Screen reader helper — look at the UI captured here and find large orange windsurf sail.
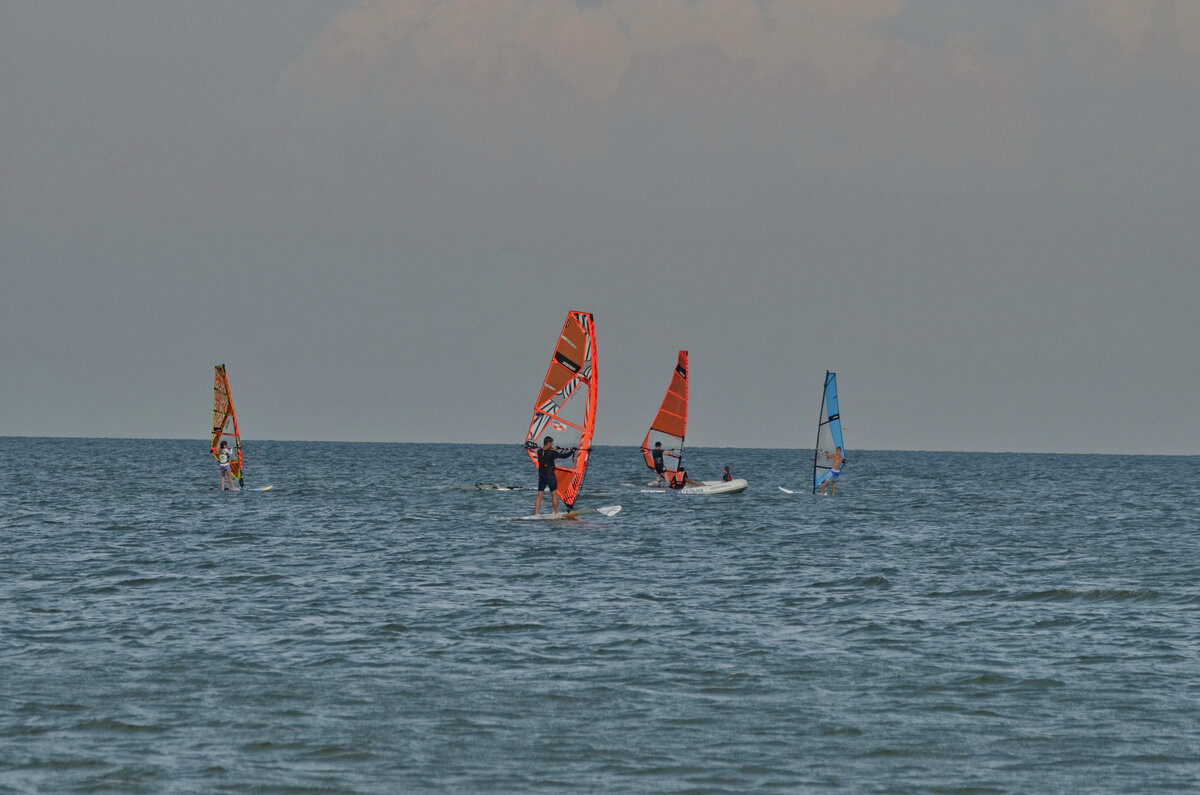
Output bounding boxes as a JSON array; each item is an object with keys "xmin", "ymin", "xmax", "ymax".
[
  {"xmin": 641, "ymin": 350, "xmax": 689, "ymax": 477},
  {"xmin": 524, "ymin": 311, "xmax": 597, "ymax": 509},
  {"xmin": 211, "ymin": 364, "xmax": 244, "ymax": 488}
]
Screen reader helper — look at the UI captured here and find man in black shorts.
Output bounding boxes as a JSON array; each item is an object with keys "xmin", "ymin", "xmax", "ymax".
[
  {"xmin": 534, "ymin": 436, "xmax": 577, "ymax": 515},
  {"xmin": 650, "ymin": 441, "xmax": 676, "ymax": 486}
]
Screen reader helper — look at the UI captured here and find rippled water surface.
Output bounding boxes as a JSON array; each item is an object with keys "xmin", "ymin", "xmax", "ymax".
[{"xmin": 2, "ymin": 438, "xmax": 1199, "ymax": 792}]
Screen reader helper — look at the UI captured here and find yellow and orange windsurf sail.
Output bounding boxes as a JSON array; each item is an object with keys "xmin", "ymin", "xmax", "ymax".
[
  {"xmin": 641, "ymin": 350, "xmax": 688, "ymax": 477},
  {"xmin": 211, "ymin": 364, "xmax": 244, "ymax": 487},
  {"xmin": 524, "ymin": 311, "xmax": 597, "ymax": 509}
]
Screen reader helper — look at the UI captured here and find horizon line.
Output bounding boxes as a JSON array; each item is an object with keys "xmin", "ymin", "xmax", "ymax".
[{"xmin": 0, "ymin": 434, "xmax": 1192, "ymax": 457}]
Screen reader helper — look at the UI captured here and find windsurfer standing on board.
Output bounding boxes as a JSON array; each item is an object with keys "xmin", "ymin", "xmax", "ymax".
[
  {"xmin": 217, "ymin": 440, "xmax": 238, "ymax": 491},
  {"xmin": 817, "ymin": 446, "xmax": 844, "ymax": 496},
  {"xmin": 650, "ymin": 441, "xmax": 677, "ymax": 486},
  {"xmin": 534, "ymin": 436, "xmax": 577, "ymax": 515}
]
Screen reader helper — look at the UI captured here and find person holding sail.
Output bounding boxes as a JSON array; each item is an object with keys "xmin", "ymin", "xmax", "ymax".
[
  {"xmin": 650, "ymin": 441, "xmax": 678, "ymax": 486},
  {"xmin": 534, "ymin": 436, "xmax": 577, "ymax": 515},
  {"xmin": 817, "ymin": 446, "xmax": 844, "ymax": 495},
  {"xmin": 216, "ymin": 440, "xmax": 239, "ymax": 491}
]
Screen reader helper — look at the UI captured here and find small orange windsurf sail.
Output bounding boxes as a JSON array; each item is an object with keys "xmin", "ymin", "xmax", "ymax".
[
  {"xmin": 211, "ymin": 364, "xmax": 244, "ymax": 488},
  {"xmin": 641, "ymin": 350, "xmax": 689, "ymax": 478},
  {"xmin": 524, "ymin": 311, "xmax": 597, "ymax": 509}
]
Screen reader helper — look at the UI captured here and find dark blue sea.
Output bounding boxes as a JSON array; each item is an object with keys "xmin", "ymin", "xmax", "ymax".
[{"xmin": 2, "ymin": 438, "xmax": 1198, "ymax": 792}]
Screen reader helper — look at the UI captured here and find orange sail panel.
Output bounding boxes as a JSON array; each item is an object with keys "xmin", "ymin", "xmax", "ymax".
[
  {"xmin": 641, "ymin": 350, "xmax": 689, "ymax": 476},
  {"xmin": 211, "ymin": 364, "xmax": 244, "ymax": 487},
  {"xmin": 525, "ymin": 311, "xmax": 597, "ymax": 509}
]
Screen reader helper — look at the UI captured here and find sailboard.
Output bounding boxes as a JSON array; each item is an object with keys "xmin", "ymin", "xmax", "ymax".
[
  {"xmin": 515, "ymin": 505, "xmax": 622, "ymax": 521},
  {"xmin": 524, "ymin": 311, "xmax": 598, "ymax": 511},
  {"xmin": 813, "ymin": 371, "xmax": 845, "ymax": 493},
  {"xmin": 641, "ymin": 350, "xmax": 688, "ymax": 485},
  {"xmin": 211, "ymin": 364, "xmax": 245, "ymax": 489}
]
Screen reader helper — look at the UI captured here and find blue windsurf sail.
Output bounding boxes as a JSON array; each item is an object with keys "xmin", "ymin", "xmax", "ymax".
[{"xmin": 813, "ymin": 371, "xmax": 844, "ymax": 492}]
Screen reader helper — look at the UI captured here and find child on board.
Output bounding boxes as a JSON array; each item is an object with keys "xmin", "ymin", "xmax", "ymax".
[
  {"xmin": 217, "ymin": 441, "xmax": 238, "ymax": 491},
  {"xmin": 721, "ymin": 466, "xmax": 733, "ymax": 482},
  {"xmin": 670, "ymin": 468, "xmax": 700, "ymax": 490}
]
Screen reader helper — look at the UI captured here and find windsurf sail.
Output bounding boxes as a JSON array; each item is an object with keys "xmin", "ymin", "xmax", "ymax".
[
  {"xmin": 641, "ymin": 350, "xmax": 688, "ymax": 480},
  {"xmin": 813, "ymin": 371, "xmax": 844, "ymax": 492},
  {"xmin": 211, "ymin": 364, "xmax": 244, "ymax": 488},
  {"xmin": 524, "ymin": 311, "xmax": 597, "ymax": 509}
]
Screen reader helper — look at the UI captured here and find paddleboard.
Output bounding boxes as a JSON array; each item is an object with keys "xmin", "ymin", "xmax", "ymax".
[
  {"xmin": 247, "ymin": 485, "xmax": 274, "ymax": 492},
  {"xmin": 475, "ymin": 483, "xmax": 524, "ymax": 491}
]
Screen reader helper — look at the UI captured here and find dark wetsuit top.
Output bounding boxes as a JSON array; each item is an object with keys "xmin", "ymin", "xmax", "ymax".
[
  {"xmin": 722, "ymin": 472, "xmax": 732, "ymax": 482},
  {"xmin": 651, "ymin": 448, "xmax": 666, "ymax": 474},
  {"xmin": 537, "ymin": 447, "xmax": 574, "ymax": 491}
]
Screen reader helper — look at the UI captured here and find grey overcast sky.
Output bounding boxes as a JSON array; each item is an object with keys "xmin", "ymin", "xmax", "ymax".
[{"xmin": 2, "ymin": 0, "xmax": 1197, "ymax": 452}]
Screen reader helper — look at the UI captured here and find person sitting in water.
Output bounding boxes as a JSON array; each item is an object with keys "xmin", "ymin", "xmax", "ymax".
[
  {"xmin": 817, "ymin": 446, "xmax": 844, "ymax": 495},
  {"xmin": 721, "ymin": 466, "xmax": 733, "ymax": 482},
  {"xmin": 670, "ymin": 468, "xmax": 700, "ymax": 490}
]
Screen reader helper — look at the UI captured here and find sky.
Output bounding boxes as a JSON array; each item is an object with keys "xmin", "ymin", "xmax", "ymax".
[{"xmin": 2, "ymin": 0, "xmax": 1197, "ymax": 453}]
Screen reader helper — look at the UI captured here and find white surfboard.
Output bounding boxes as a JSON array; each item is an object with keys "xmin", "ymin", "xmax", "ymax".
[
  {"xmin": 779, "ymin": 486, "xmax": 831, "ymax": 496},
  {"xmin": 515, "ymin": 504, "xmax": 622, "ymax": 521}
]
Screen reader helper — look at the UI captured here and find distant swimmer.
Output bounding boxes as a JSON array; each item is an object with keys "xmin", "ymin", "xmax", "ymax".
[
  {"xmin": 650, "ymin": 441, "xmax": 677, "ymax": 486},
  {"xmin": 816, "ymin": 446, "xmax": 844, "ymax": 495},
  {"xmin": 670, "ymin": 468, "xmax": 700, "ymax": 490},
  {"xmin": 534, "ymin": 436, "xmax": 577, "ymax": 515},
  {"xmin": 721, "ymin": 466, "xmax": 733, "ymax": 482},
  {"xmin": 216, "ymin": 440, "xmax": 239, "ymax": 491}
]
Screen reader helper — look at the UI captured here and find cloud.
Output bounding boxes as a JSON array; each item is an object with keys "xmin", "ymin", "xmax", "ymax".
[
  {"xmin": 287, "ymin": 0, "xmax": 898, "ymax": 102},
  {"xmin": 1049, "ymin": 0, "xmax": 1200, "ymax": 82},
  {"xmin": 284, "ymin": 0, "xmax": 1034, "ymax": 170}
]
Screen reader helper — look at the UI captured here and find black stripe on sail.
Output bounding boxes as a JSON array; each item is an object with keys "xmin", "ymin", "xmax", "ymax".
[
  {"xmin": 555, "ymin": 352, "xmax": 580, "ymax": 373},
  {"xmin": 828, "ymin": 413, "xmax": 839, "ymax": 422},
  {"xmin": 675, "ymin": 364, "xmax": 687, "ymax": 378}
]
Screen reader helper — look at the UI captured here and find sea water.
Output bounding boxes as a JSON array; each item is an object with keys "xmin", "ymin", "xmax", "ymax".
[{"xmin": 2, "ymin": 438, "xmax": 1198, "ymax": 792}]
